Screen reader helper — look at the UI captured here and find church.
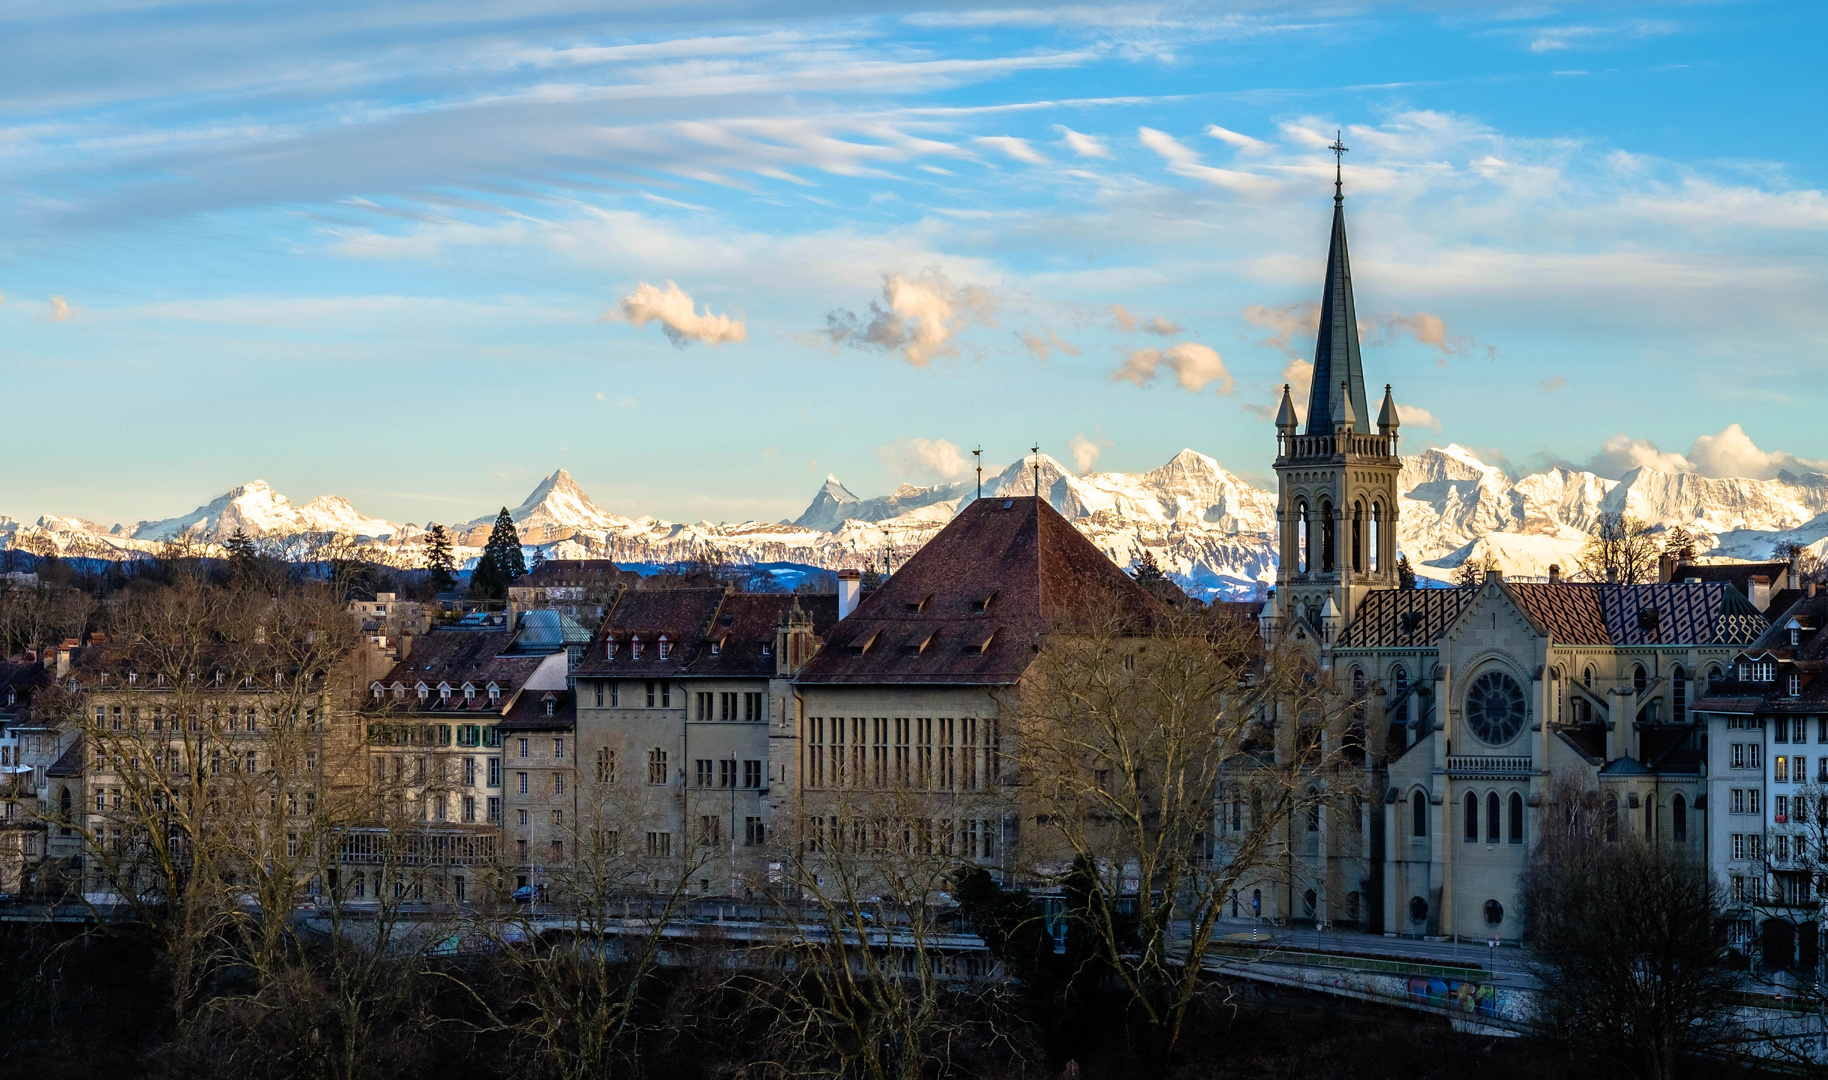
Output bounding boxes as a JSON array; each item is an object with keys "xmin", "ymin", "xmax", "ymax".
[{"xmin": 1255, "ymin": 150, "xmax": 1770, "ymax": 941}]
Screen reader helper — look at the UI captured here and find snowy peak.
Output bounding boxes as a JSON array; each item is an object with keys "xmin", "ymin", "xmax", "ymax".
[
  {"xmin": 792, "ymin": 475, "xmax": 862, "ymax": 531},
  {"xmin": 461, "ymin": 469, "xmax": 629, "ymax": 546}
]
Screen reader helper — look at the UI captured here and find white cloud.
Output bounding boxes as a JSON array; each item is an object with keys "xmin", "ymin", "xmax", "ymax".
[
  {"xmin": 1586, "ymin": 434, "xmax": 1695, "ymax": 477},
  {"xmin": 1688, "ymin": 424, "xmax": 1828, "ymax": 480},
  {"xmin": 1020, "ymin": 328, "xmax": 1079, "ymax": 359},
  {"xmin": 1110, "ymin": 341, "xmax": 1233, "ymax": 393},
  {"xmin": 1205, "ymin": 124, "xmax": 1270, "ymax": 154},
  {"xmin": 878, "ymin": 437, "xmax": 969, "ymax": 480},
  {"xmin": 47, "ymin": 296, "xmax": 71, "ymax": 321},
  {"xmin": 1109, "ymin": 304, "xmax": 1181, "ymax": 335},
  {"xmin": 1137, "ymin": 127, "xmax": 1279, "ymax": 195},
  {"xmin": 1054, "ymin": 125, "xmax": 1111, "ymax": 159},
  {"xmin": 605, "ymin": 280, "xmax": 745, "ymax": 347},
  {"xmin": 974, "ymin": 135, "xmax": 1048, "ymax": 165},
  {"xmin": 825, "ymin": 269, "xmax": 997, "ymax": 367},
  {"xmin": 1067, "ymin": 431, "xmax": 1110, "ymax": 474},
  {"xmin": 1395, "ymin": 403, "xmax": 1443, "ymax": 432}
]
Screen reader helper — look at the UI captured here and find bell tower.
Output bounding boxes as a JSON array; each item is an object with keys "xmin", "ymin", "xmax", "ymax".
[{"xmin": 1270, "ymin": 134, "xmax": 1404, "ymax": 642}]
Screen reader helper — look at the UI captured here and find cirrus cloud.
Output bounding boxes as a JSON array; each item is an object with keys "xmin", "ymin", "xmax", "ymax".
[{"xmin": 604, "ymin": 280, "xmax": 745, "ymax": 347}]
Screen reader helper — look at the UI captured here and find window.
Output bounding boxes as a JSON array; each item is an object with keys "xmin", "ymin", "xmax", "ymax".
[
  {"xmin": 553, "ymin": 774, "xmax": 564, "ymax": 796},
  {"xmin": 1486, "ymin": 792, "xmax": 1501, "ymax": 844},
  {"xmin": 1633, "ymin": 665, "xmax": 1648, "ymax": 695},
  {"xmin": 1672, "ymin": 794, "xmax": 1687, "ymax": 842},
  {"xmin": 744, "ymin": 759, "xmax": 762, "ymax": 788},
  {"xmin": 246, "ymin": 750, "xmax": 258, "ymax": 774},
  {"xmin": 1777, "ymin": 794, "xmax": 1790, "ymax": 822},
  {"xmin": 462, "ymin": 796, "xmax": 476, "ymax": 822},
  {"xmin": 1672, "ymin": 667, "xmax": 1687, "ymax": 723},
  {"xmin": 487, "ymin": 797, "xmax": 500, "ymax": 822},
  {"xmin": 551, "ymin": 839, "xmax": 564, "ymax": 862},
  {"xmin": 1778, "ymin": 719, "xmax": 1790, "ymax": 744},
  {"xmin": 696, "ymin": 692, "xmax": 713, "ymax": 720},
  {"xmin": 519, "ymin": 738, "xmax": 529, "ymax": 759},
  {"xmin": 1777, "ymin": 756, "xmax": 1790, "ymax": 783},
  {"xmin": 1732, "ymin": 788, "xmax": 1746, "ymax": 814},
  {"xmin": 518, "ymin": 772, "xmax": 528, "ymax": 795},
  {"xmin": 1509, "ymin": 792, "xmax": 1524, "ymax": 844},
  {"xmin": 519, "ymin": 809, "xmax": 529, "ymax": 826},
  {"xmin": 698, "ymin": 815, "xmax": 721, "ymax": 845},
  {"xmin": 551, "ymin": 809, "xmax": 563, "ymax": 828},
  {"xmin": 595, "ymin": 683, "xmax": 604, "ymax": 708},
  {"xmin": 1751, "ymin": 789, "xmax": 1762, "ymax": 815},
  {"xmin": 720, "ymin": 759, "xmax": 736, "ymax": 788},
  {"xmin": 646, "ymin": 831, "xmax": 672, "ymax": 857},
  {"xmin": 745, "ymin": 692, "xmax": 764, "ymax": 722},
  {"xmin": 596, "ymin": 748, "xmax": 616, "ymax": 784},
  {"xmin": 745, "ymin": 817, "xmax": 766, "ymax": 845},
  {"xmin": 488, "ymin": 758, "xmax": 501, "ymax": 787},
  {"xmin": 646, "ymin": 682, "xmax": 656, "ymax": 708},
  {"xmin": 1743, "ymin": 660, "xmax": 1775, "ymax": 683},
  {"xmin": 1412, "ymin": 791, "xmax": 1427, "ymax": 837},
  {"xmin": 648, "ymin": 748, "xmax": 668, "ymax": 785},
  {"xmin": 1791, "ymin": 673, "xmax": 1803, "ymax": 697},
  {"xmin": 1464, "ymin": 792, "xmax": 1479, "ymax": 842},
  {"xmin": 662, "ymin": 684, "xmax": 671, "ymax": 707},
  {"xmin": 1733, "ymin": 744, "xmax": 1747, "ymax": 769},
  {"xmin": 1605, "ymin": 795, "xmax": 1619, "ymax": 842},
  {"xmin": 696, "ymin": 759, "xmax": 714, "ymax": 787}
]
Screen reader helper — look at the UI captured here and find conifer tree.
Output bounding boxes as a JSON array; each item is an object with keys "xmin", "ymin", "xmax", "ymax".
[
  {"xmin": 224, "ymin": 528, "xmax": 257, "ymax": 570},
  {"xmin": 469, "ymin": 509, "xmax": 525, "ymax": 599},
  {"xmin": 1664, "ymin": 525, "xmax": 1697, "ymax": 561},
  {"xmin": 1129, "ymin": 548, "xmax": 1165, "ymax": 583},
  {"xmin": 1395, "ymin": 553, "xmax": 1417, "ymax": 590},
  {"xmin": 423, "ymin": 524, "xmax": 457, "ymax": 595}
]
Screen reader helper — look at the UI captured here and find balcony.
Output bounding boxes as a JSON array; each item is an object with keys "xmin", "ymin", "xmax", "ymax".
[
  {"xmin": 1278, "ymin": 431, "xmax": 1399, "ymax": 462},
  {"xmin": 1446, "ymin": 755, "xmax": 1534, "ymax": 777}
]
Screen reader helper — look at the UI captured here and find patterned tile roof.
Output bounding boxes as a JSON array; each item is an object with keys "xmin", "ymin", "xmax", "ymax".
[{"xmin": 1337, "ymin": 588, "xmax": 1475, "ymax": 648}]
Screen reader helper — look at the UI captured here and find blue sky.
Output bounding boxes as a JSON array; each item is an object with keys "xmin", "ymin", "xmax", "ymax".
[{"xmin": 3, "ymin": 0, "xmax": 1825, "ymax": 527}]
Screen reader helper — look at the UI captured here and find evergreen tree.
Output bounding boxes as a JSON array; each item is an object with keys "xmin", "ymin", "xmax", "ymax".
[
  {"xmin": 1395, "ymin": 553, "xmax": 1417, "ymax": 590},
  {"xmin": 1129, "ymin": 548, "xmax": 1165, "ymax": 583},
  {"xmin": 1664, "ymin": 525, "xmax": 1697, "ymax": 561},
  {"xmin": 470, "ymin": 508, "xmax": 526, "ymax": 599},
  {"xmin": 224, "ymin": 528, "xmax": 257, "ymax": 574},
  {"xmin": 423, "ymin": 524, "xmax": 457, "ymax": 595}
]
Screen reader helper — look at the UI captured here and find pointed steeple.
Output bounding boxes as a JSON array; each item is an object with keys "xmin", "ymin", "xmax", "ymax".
[
  {"xmin": 1304, "ymin": 133, "xmax": 1370, "ymax": 435},
  {"xmin": 1376, "ymin": 383, "xmax": 1400, "ymax": 434},
  {"xmin": 1274, "ymin": 383, "xmax": 1300, "ymax": 431}
]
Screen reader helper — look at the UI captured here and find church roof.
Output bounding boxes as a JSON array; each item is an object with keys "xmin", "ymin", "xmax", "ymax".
[
  {"xmin": 1304, "ymin": 194, "xmax": 1370, "ymax": 435},
  {"xmin": 1339, "ymin": 580, "xmax": 1767, "ymax": 649}
]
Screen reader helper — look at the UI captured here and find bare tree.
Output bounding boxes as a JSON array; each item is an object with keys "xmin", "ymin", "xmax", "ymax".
[
  {"xmin": 1578, "ymin": 512, "xmax": 1661, "ymax": 584},
  {"xmin": 1524, "ymin": 773, "xmax": 1740, "ymax": 1080},
  {"xmin": 753, "ymin": 783, "xmax": 1011, "ymax": 1080},
  {"xmin": 1010, "ymin": 609, "xmax": 1358, "ymax": 1080}
]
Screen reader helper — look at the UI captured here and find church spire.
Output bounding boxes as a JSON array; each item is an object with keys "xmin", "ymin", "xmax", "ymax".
[{"xmin": 1304, "ymin": 132, "xmax": 1370, "ymax": 435}]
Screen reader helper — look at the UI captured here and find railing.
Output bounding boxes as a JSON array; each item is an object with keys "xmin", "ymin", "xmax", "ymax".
[
  {"xmin": 1446, "ymin": 755, "xmax": 1534, "ymax": 775},
  {"xmin": 1279, "ymin": 431, "xmax": 1399, "ymax": 461}
]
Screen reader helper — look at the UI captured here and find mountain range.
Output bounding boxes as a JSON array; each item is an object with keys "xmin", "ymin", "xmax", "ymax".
[{"xmin": 7, "ymin": 447, "xmax": 1828, "ymax": 599}]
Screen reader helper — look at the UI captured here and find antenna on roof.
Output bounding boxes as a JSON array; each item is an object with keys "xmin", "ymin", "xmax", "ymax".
[
  {"xmin": 973, "ymin": 446, "xmax": 982, "ymax": 502},
  {"xmin": 1031, "ymin": 444, "xmax": 1041, "ymax": 502}
]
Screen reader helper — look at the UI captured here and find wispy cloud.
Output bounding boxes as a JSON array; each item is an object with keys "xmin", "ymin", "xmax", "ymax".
[
  {"xmin": 1020, "ymin": 327, "xmax": 1080, "ymax": 359},
  {"xmin": 1137, "ymin": 127, "xmax": 1280, "ymax": 195},
  {"xmin": 824, "ymin": 269, "xmax": 997, "ymax": 367},
  {"xmin": 1054, "ymin": 125, "xmax": 1111, "ymax": 159}
]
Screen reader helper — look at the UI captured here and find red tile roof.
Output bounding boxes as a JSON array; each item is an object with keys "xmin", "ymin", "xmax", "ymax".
[{"xmin": 797, "ymin": 495, "xmax": 1165, "ymax": 686}]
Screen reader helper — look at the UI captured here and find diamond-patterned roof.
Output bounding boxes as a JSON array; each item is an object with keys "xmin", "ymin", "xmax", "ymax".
[
  {"xmin": 1341, "ymin": 580, "xmax": 1767, "ymax": 649},
  {"xmin": 1338, "ymin": 588, "xmax": 1475, "ymax": 648}
]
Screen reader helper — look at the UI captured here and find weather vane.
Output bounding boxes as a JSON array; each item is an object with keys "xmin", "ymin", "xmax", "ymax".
[{"xmin": 973, "ymin": 445, "xmax": 982, "ymax": 501}]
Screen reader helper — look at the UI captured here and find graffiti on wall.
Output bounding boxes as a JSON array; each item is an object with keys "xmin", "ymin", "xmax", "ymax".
[{"xmin": 1406, "ymin": 976, "xmax": 1497, "ymax": 1018}]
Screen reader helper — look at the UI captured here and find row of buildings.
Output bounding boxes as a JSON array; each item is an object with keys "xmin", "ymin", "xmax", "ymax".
[{"xmin": 3, "ymin": 175, "xmax": 1824, "ymax": 967}]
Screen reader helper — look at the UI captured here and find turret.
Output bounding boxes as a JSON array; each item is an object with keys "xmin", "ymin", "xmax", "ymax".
[
  {"xmin": 1275, "ymin": 384, "xmax": 1300, "ymax": 456},
  {"xmin": 1331, "ymin": 379, "xmax": 1356, "ymax": 433},
  {"xmin": 1377, "ymin": 383, "xmax": 1400, "ymax": 438}
]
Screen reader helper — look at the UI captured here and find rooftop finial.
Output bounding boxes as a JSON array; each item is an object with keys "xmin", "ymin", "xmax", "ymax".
[{"xmin": 1329, "ymin": 130, "xmax": 1348, "ymax": 205}]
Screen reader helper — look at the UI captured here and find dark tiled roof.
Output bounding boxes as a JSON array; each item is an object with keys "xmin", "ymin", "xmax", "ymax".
[
  {"xmin": 498, "ymin": 689, "xmax": 576, "ymax": 732},
  {"xmin": 575, "ymin": 589, "xmax": 843, "ymax": 680},
  {"xmin": 797, "ymin": 496, "xmax": 1165, "ymax": 686},
  {"xmin": 520, "ymin": 560, "xmax": 641, "ymax": 585},
  {"xmin": 371, "ymin": 630, "xmax": 547, "ymax": 711},
  {"xmin": 1338, "ymin": 588, "xmax": 1475, "ymax": 648},
  {"xmin": 46, "ymin": 739, "xmax": 84, "ymax": 778}
]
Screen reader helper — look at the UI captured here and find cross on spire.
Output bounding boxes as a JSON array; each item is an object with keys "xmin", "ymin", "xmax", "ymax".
[{"xmin": 1329, "ymin": 130, "xmax": 1348, "ymax": 205}]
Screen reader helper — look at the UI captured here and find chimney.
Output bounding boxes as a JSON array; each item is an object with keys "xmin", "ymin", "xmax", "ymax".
[
  {"xmin": 1750, "ymin": 575, "xmax": 1772, "ymax": 612},
  {"xmin": 837, "ymin": 569, "xmax": 862, "ymax": 621},
  {"xmin": 56, "ymin": 646, "xmax": 71, "ymax": 679},
  {"xmin": 1485, "ymin": 565, "xmax": 1504, "ymax": 583},
  {"xmin": 1810, "ymin": 582, "xmax": 1818, "ymax": 599},
  {"xmin": 1657, "ymin": 554, "xmax": 1674, "ymax": 584},
  {"xmin": 1790, "ymin": 546, "xmax": 1804, "ymax": 591},
  {"xmin": 1547, "ymin": 564, "xmax": 1562, "ymax": 585}
]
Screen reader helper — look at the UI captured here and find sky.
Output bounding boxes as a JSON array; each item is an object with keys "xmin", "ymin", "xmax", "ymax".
[{"xmin": 2, "ymin": 0, "xmax": 1825, "ymax": 529}]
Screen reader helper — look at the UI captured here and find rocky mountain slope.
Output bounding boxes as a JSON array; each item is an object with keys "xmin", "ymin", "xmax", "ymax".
[{"xmin": 7, "ymin": 449, "xmax": 1828, "ymax": 599}]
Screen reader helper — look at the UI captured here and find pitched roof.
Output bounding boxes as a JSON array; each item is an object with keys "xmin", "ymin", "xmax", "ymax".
[
  {"xmin": 1338, "ymin": 588, "xmax": 1476, "ymax": 648},
  {"xmin": 46, "ymin": 738, "xmax": 84, "ymax": 778},
  {"xmin": 498, "ymin": 689, "xmax": 577, "ymax": 732},
  {"xmin": 370, "ymin": 629, "xmax": 547, "ymax": 712},
  {"xmin": 1340, "ymin": 581, "xmax": 1767, "ymax": 649},
  {"xmin": 797, "ymin": 495, "xmax": 1165, "ymax": 686}
]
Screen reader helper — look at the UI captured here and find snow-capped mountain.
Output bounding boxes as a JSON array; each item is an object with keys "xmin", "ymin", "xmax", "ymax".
[{"xmin": 8, "ymin": 446, "xmax": 1828, "ymax": 599}]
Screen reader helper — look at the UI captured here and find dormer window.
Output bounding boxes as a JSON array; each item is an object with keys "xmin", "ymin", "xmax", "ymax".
[
  {"xmin": 1791, "ymin": 622, "xmax": 1803, "ymax": 647},
  {"xmin": 462, "ymin": 682, "xmax": 476, "ymax": 702},
  {"xmin": 438, "ymin": 682, "xmax": 452, "ymax": 702},
  {"xmin": 416, "ymin": 683, "xmax": 429, "ymax": 703},
  {"xmin": 392, "ymin": 682, "xmax": 405, "ymax": 701},
  {"xmin": 710, "ymin": 640, "xmax": 721, "ymax": 656},
  {"xmin": 906, "ymin": 595, "xmax": 932, "ymax": 614},
  {"xmin": 214, "ymin": 670, "xmax": 224, "ymax": 686},
  {"xmin": 606, "ymin": 638, "xmax": 619, "ymax": 660},
  {"xmin": 973, "ymin": 592, "xmax": 996, "ymax": 614},
  {"xmin": 658, "ymin": 635, "xmax": 670, "ymax": 660},
  {"xmin": 545, "ymin": 695, "xmax": 556, "ymax": 717},
  {"xmin": 488, "ymin": 683, "xmax": 500, "ymax": 703},
  {"xmin": 1790, "ymin": 672, "xmax": 1803, "ymax": 697},
  {"xmin": 968, "ymin": 630, "xmax": 996, "ymax": 655},
  {"xmin": 127, "ymin": 671, "xmax": 138, "ymax": 686},
  {"xmin": 631, "ymin": 637, "xmax": 643, "ymax": 660},
  {"xmin": 370, "ymin": 682, "xmax": 384, "ymax": 703},
  {"xmin": 1742, "ymin": 660, "xmax": 1775, "ymax": 683}
]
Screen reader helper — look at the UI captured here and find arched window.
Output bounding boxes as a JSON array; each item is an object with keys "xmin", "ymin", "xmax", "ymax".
[
  {"xmin": 1464, "ymin": 792, "xmax": 1479, "ymax": 842},
  {"xmin": 1369, "ymin": 502, "xmax": 1382, "ymax": 574},
  {"xmin": 1509, "ymin": 792, "xmax": 1524, "ymax": 843},
  {"xmin": 1487, "ymin": 792, "xmax": 1501, "ymax": 843},
  {"xmin": 1392, "ymin": 664, "xmax": 1408, "ymax": 694},
  {"xmin": 1352, "ymin": 667, "xmax": 1366, "ymax": 695},
  {"xmin": 1672, "ymin": 666, "xmax": 1687, "ymax": 723},
  {"xmin": 1646, "ymin": 797, "xmax": 1657, "ymax": 840},
  {"xmin": 1320, "ymin": 500, "xmax": 1336, "ymax": 573},
  {"xmin": 1605, "ymin": 795, "xmax": 1619, "ymax": 842},
  {"xmin": 1633, "ymin": 665, "xmax": 1648, "ymax": 695},
  {"xmin": 1584, "ymin": 666, "xmax": 1594, "ymax": 688},
  {"xmin": 1307, "ymin": 790, "xmax": 1321, "ymax": 832},
  {"xmin": 1296, "ymin": 501, "xmax": 1310, "ymax": 574},
  {"xmin": 1413, "ymin": 791, "xmax": 1427, "ymax": 838},
  {"xmin": 1673, "ymin": 794, "xmax": 1688, "ymax": 842},
  {"xmin": 1553, "ymin": 665, "xmax": 1565, "ymax": 724},
  {"xmin": 1708, "ymin": 665, "xmax": 1725, "ymax": 690},
  {"xmin": 1351, "ymin": 500, "xmax": 1364, "ymax": 574}
]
